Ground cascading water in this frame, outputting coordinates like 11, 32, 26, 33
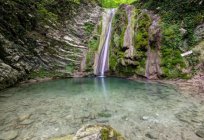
96, 9, 116, 77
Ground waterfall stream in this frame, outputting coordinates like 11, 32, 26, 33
97, 9, 116, 77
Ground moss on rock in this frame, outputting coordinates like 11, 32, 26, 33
74, 124, 125, 140
85, 20, 102, 72
109, 5, 152, 77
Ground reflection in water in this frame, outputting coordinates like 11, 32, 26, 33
101, 77, 108, 99
94, 77, 108, 99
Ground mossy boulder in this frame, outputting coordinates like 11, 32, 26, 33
74, 124, 125, 140
50, 125, 125, 140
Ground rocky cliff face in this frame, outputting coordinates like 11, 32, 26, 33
86, 2, 203, 79
108, 5, 163, 79
0, 0, 101, 90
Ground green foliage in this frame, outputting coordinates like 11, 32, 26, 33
162, 24, 182, 49
0, 0, 37, 41
36, 1, 58, 24
160, 24, 188, 78
192, 41, 204, 71
109, 5, 128, 73
134, 0, 204, 47
100, 126, 125, 140
101, 0, 137, 8
132, 0, 204, 78
0, 0, 84, 41
86, 37, 99, 71
66, 63, 75, 73
134, 12, 151, 75
109, 6, 151, 76
109, 53, 118, 71
84, 22, 95, 36
43, 0, 82, 21
30, 69, 63, 79
98, 112, 112, 117
134, 13, 151, 49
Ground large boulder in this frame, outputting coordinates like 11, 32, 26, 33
0, 60, 20, 90
50, 125, 125, 140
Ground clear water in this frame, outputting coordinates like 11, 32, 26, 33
0, 77, 204, 140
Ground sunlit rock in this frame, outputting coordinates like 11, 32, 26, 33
50, 125, 125, 140
73, 124, 125, 140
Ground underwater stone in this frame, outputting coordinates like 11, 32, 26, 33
49, 135, 74, 140
196, 129, 204, 138
18, 113, 32, 122
98, 112, 112, 118
142, 116, 149, 120
145, 132, 158, 139
0, 130, 18, 140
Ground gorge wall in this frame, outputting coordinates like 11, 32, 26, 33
0, 0, 204, 90
0, 0, 101, 90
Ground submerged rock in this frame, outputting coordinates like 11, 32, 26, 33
145, 132, 158, 139
18, 113, 32, 122
98, 112, 112, 118
196, 129, 204, 138
0, 130, 18, 140
50, 135, 74, 140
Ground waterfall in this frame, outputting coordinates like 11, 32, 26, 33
96, 9, 116, 77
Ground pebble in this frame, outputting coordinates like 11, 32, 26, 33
196, 129, 204, 138
0, 130, 18, 140
145, 132, 158, 139
18, 113, 31, 122
142, 116, 149, 120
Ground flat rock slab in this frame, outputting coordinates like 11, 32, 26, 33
0, 130, 18, 140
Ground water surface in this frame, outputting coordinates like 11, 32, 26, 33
0, 77, 204, 140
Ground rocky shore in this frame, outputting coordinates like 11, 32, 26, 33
158, 73, 204, 101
